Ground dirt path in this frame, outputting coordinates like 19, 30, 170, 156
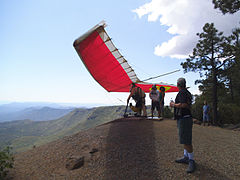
8, 118, 240, 179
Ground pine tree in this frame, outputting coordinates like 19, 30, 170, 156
212, 0, 240, 14
181, 23, 229, 125
223, 28, 240, 104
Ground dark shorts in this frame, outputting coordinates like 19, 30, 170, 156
151, 101, 160, 111
177, 116, 193, 145
136, 97, 145, 108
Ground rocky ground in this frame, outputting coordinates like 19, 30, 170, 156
7, 118, 240, 180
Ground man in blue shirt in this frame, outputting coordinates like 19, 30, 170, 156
203, 100, 210, 126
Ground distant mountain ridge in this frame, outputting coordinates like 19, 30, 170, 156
0, 102, 105, 114
0, 102, 108, 122
0, 106, 74, 122
0, 102, 66, 114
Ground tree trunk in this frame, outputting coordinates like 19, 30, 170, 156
211, 37, 218, 125
212, 69, 218, 125
229, 76, 234, 101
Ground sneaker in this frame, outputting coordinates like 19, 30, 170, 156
175, 156, 189, 164
187, 159, 196, 173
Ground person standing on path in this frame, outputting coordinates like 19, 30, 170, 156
203, 100, 210, 126
159, 86, 165, 119
170, 78, 196, 173
149, 84, 160, 118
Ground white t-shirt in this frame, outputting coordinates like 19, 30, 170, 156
149, 89, 159, 102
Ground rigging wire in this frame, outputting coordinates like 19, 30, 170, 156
142, 69, 180, 82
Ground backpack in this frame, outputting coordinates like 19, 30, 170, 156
132, 87, 142, 101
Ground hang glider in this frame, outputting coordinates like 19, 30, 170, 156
73, 21, 178, 93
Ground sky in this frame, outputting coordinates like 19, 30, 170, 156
1, 0, 240, 107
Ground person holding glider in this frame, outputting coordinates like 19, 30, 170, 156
170, 78, 196, 173
159, 86, 165, 119
149, 84, 160, 118
127, 83, 147, 117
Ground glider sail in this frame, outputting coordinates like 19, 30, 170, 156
73, 22, 178, 93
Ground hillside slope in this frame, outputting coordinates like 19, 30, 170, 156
7, 118, 240, 179
0, 106, 125, 152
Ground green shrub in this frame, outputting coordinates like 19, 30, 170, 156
0, 146, 14, 179
218, 104, 240, 125
164, 106, 174, 118
192, 96, 240, 125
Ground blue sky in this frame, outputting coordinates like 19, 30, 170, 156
1, 0, 239, 106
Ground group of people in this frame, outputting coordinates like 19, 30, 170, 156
127, 83, 165, 118
149, 85, 165, 118
127, 78, 196, 173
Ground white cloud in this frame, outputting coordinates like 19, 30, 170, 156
133, 0, 240, 59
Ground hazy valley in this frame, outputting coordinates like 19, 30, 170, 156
0, 104, 126, 152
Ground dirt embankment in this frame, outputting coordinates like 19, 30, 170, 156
7, 118, 240, 180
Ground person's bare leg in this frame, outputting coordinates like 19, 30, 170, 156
142, 104, 147, 117
161, 105, 164, 119
184, 144, 193, 153
159, 106, 161, 117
